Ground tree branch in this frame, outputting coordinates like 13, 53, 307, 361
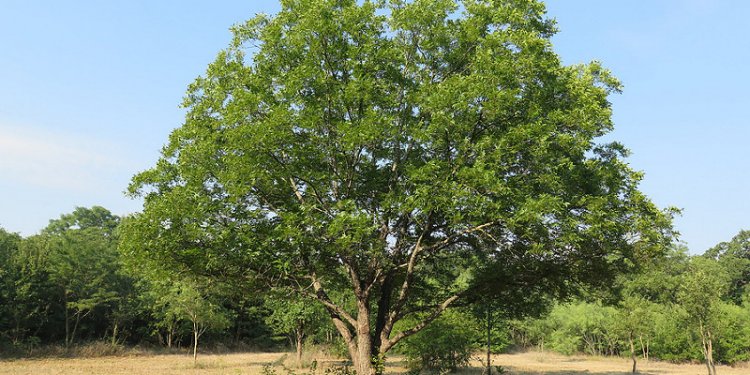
380, 293, 461, 353
382, 211, 433, 340
424, 220, 500, 253
308, 273, 357, 328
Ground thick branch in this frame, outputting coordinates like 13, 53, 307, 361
343, 259, 366, 300
383, 219, 498, 341
309, 274, 357, 328
288, 177, 304, 204
380, 293, 461, 353
382, 212, 433, 340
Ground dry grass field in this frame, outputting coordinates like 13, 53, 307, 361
1, 350, 748, 375
490, 351, 750, 375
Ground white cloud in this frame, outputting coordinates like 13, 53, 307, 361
0, 123, 134, 192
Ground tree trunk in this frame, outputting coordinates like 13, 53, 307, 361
70, 311, 81, 347
64, 292, 70, 348
12, 320, 21, 345
235, 321, 242, 345
352, 301, 375, 375
311, 270, 457, 375
485, 305, 492, 375
699, 323, 717, 375
111, 320, 119, 346
706, 334, 716, 375
638, 334, 646, 360
629, 332, 637, 373
372, 273, 394, 358
193, 321, 199, 362
295, 327, 304, 367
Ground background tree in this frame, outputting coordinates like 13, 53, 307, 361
615, 295, 657, 373
137, 276, 186, 349
264, 290, 325, 366
704, 230, 750, 304
3, 234, 59, 347
44, 207, 123, 347
0, 228, 23, 345
677, 257, 729, 375
616, 246, 690, 362
123, 1, 673, 373
169, 279, 231, 362
43, 206, 120, 235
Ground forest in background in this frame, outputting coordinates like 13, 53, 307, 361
2, 206, 750, 373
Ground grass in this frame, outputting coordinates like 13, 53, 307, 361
1, 349, 749, 375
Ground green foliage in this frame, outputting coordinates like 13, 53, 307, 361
713, 302, 750, 363
705, 230, 750, 304
620, 245, 689, 304
123, 2, 674, 371
677, 257, 729, 327
170, 280, 231, 335
648, 304, 697, 361
264, 289, 326, 355
324, 365, 356, 375
508, 236, 750, 366
0, 228, 23, 346
0, 233, 57, 348
43, 208, 127, 347
547, 302, 620, 356
43, 206, 120, 235
397, 309, 480, 373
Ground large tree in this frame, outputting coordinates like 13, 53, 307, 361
123, 1, 672, 373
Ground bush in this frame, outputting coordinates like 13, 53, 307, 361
714, 302, 750, 364
397, 310, 480, 373
544, 302, 620, 356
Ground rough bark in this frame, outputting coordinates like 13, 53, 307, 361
372, 273, 394, 357
353, 301, 375, 375
295, 326, 304, 367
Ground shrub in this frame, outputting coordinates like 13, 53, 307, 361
397, 310, 480, 373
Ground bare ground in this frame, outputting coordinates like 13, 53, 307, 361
0, 350, 748, 375
489, 351, 750, 375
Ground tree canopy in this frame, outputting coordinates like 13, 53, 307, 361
123, 1, 673, 373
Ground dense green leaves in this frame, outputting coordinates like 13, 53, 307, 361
124, 2, 673, 372
509, 236, 750, 367
705, 230, 750, 303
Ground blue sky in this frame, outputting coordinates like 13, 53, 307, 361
0, 1, 747, 253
